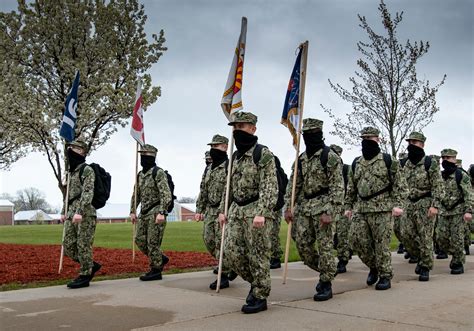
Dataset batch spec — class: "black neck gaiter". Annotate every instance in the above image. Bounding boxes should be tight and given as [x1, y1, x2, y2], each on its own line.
[140, 155, 156, 173]
[303, 131, 325, 158]
[234, 130, 258, 157]
[407, 144, 425, 165]
[210, 148, 228, 169]
[67, 149, 86, 172]
[361, 139, 381, 160]
[441, 160, 457, 179]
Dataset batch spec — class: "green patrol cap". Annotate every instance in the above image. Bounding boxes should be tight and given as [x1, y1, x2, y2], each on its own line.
[360, 126, 380, 138]
[228, 111, 258, 126]
[207, 134, 229, 145]
[406, 131, 426, 143]
[398, 152, 408, 159]
[329, 144, 343, 156]
[440, 148, 457, 157]
[429, 154, 441, 162]
[138, 144, 158, 155]
[67, 139, 88, 152]
[302, 118, 323, 132]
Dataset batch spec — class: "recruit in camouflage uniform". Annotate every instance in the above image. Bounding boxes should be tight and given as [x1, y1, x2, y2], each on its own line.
[195, 134, 236, 289]
[284, 119, 344, 301]
[436, 149, 473, 274]
[457, 159, 472, 256]
[345, 127, 407, 290]
[468, 164, 474, 254]
[62, 140, 101, 289]
[329, 144, 352, 274]
[399, 132, 443, 281]
[219, 112, 278, 314]
[130, 144, 172, 281]
[395, 152, 408, 256]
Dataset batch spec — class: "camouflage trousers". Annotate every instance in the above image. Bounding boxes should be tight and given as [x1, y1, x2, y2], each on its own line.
[401, 201, 435, 269]
[393, 212, 404, 243]
[436, 214, 466, 265]
[335, 213, 351, 262]
[224, 211, 272, 300]
[203, 211, 229, 273]
[350, 212, 393, 279]
[464, 221, 472, 248]
[63, 217, 97, 276]
[294, 214, 336, 282]
[270, 211, 283, 260]
[135, 212, 166, 269]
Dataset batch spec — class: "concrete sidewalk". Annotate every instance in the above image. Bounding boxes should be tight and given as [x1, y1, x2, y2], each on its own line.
[1, 252, 473, 331]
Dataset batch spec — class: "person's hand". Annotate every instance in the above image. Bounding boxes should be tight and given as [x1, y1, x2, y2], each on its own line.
[464, 213, 472, 222]
[60, 215, 66, 223]
[155, 213, 166, 224]
[194, 213, 204, 222]
[427, 207, 438, 218]
[392, 207, 403, 217]
[253, 216, 265, 228]
[130, 213, 137, 224]
[284, 209, 293, 224]
[344, 210, 352, 219]
[218, 213, 228, 228]
[320, 213, 332, 225]
[72, 214, 82, 224]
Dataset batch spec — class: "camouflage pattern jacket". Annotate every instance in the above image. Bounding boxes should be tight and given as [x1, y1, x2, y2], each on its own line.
[220, 143, 278, 219]
[285, 148, 344, 217]
[345, 153, 407, 213]
[440, 171, 473, 216]
[130, 166, 172, 216]
[196, 160, 227, 216]
[63, 163, 96, 217]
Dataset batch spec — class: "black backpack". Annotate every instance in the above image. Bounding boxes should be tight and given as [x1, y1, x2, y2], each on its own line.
[152, 166, 177, 213]
[79, 163, 111, 210]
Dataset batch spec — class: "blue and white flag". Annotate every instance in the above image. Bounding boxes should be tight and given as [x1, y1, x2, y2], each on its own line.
[60, 71, 80, 142]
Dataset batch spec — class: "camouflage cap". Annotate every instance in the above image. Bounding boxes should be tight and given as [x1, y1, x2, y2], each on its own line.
[67, 139, 88, 152]
[406, 131, 426, 143]
[398, 152, 408, 159]
[329, 144, 343, 155]
[360, 126, 380, 138]
[302, 118, 323, 132]
[228, 111, 258, 126]
[138, 144, 158, 155]
[440, 148, 457, 157]
[429, 154, 441, 162]
[207, 134, 229, 145]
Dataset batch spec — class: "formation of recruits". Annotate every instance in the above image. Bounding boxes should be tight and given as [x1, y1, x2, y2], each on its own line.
[61, 111, 473, 314]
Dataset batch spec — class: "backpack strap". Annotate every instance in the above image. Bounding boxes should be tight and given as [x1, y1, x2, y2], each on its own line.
[351, 156, 360, 175]
[424, 155, 432, 172]
[78, 163, 88, 185]
[382, 153, 393, 185]
[400, 157, 408, 168]
[319, 146, 330, 174]
[252, 144, 265, 165]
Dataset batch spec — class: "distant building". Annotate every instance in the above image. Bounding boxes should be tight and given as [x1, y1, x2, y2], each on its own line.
[0, 200, 14, 226]
[97, 203, 131, 223]
[14, 210, 54, 225]
[179, 203, 197, 221]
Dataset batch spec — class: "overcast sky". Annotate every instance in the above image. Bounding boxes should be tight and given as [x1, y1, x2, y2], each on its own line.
[0, 0, 472, 209]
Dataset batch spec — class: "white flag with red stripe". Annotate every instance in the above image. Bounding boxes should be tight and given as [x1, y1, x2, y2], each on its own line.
[130, 81, 145, 146]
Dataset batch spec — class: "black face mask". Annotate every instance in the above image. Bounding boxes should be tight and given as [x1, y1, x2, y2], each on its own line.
[233, 130, 258, 157]
[361, 139, 381, 160]
[140, 155, 156, 173]
[303, 131, 325, 158]
[210, 148, 228, 169]
[470, 166, 474, 179]
[441, 160, 457, 179]
[407, 144, 425, 165]
[67, 149, 86, 172]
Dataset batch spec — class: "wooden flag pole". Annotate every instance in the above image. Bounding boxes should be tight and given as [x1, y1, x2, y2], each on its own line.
[58, 172, 70, 274]
[283, 41, 309, 284]
[216, 129, 234, 293]
[132, 142, 139, 262]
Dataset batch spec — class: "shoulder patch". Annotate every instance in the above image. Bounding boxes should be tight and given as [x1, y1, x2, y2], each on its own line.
[259, 148, 274, 167]
[326, 150, 340, 168]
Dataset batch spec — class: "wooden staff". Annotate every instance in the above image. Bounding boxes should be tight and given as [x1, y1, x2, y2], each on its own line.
[132, 142, 139, 262]
[283, 41, 309, 284]
[216, 129, 235, 293]
[58, 172, 70, 274]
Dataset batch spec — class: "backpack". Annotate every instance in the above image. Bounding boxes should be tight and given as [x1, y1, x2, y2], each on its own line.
[351, 153, 393, 200]
[78, 163, 111, 210]
[152, 166, 177, 213]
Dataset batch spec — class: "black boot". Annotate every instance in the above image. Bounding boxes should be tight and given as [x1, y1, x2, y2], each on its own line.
[336, 259, 348, 274]
[241, 298, 267, 314]
[270, 258, 281, 269]
[436, 250, 448, 259]
[246, 286, 255, 304]
[465, 245, 470, 255]
[139, 268, 162, 281]
[67, 275, 90, 289]
[404, 251, 411, 259]
[90, 261, 102, 280]
[314, 281, 333, 301]
[366, 268, 378, 286]
[213, 266, 218, 274]
[419, 267, 429, 281]
[227, 270, 238, 281]
[397, 243, 404, 254]
[450, 263, 464, 275]
[408, 256, 419, 264]
[162, 254, 169, 268]
[415, 263, 421, 275]
[375, 277, 391, 290]
[209, 275, 229, 290]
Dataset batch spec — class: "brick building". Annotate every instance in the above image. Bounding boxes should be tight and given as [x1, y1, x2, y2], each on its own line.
[0, 200, 14, 226]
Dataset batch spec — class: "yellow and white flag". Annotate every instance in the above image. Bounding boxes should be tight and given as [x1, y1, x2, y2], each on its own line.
[221, 17, 247, 121]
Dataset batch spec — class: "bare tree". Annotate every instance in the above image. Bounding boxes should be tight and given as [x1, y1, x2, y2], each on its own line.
[322, 0, 446, 156]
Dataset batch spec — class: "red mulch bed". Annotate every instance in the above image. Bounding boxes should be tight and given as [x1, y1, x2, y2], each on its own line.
[0, 243, 216, 285]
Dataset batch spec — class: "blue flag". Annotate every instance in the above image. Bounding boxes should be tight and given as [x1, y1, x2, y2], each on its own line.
[281, 48, 302, 148]
[60, 71, 80, 142]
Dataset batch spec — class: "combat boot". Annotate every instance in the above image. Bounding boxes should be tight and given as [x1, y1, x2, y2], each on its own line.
[227, 270, 238, 281]
[241, 298, 267, 314]
[450, 263, 464, 275]
[366, 268, 378, 286]
[270, 258, 281, 269]
[209, 274, 229, 290]
[408, 256, 418, 264]
[90, 261, 102, 280]
[397, 243, 404, 254]
[436, 250, 448, 259]
[415, 263, 421, 275]
[465, 245, 470, 255]
[314, 282, 332, 301]
[336, 259, 348, 274]
[213, 266, 218, 275]
[404, 251, 411, 259]
[67, 275, 90, 289]
[246, 286, 255, 304]
[375, 277, 391, 290]
[139, 268, 162, 281]
[162, 254, 170, 268]
[419, 267, 429, 281]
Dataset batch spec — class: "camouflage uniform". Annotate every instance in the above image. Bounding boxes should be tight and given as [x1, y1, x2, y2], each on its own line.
[394, 152, 408, 248]
[345, 127, 407, 281]
[457, 160, 472, 252]
[285, 120, 344, 283]
[62, 140, 97, 276]
[270, 210, 283, 261]
[436, 149, 473, 268]
[221, 112, 278, 300]
[131, 144, 172, 270]
[400, 132, 443, 271]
